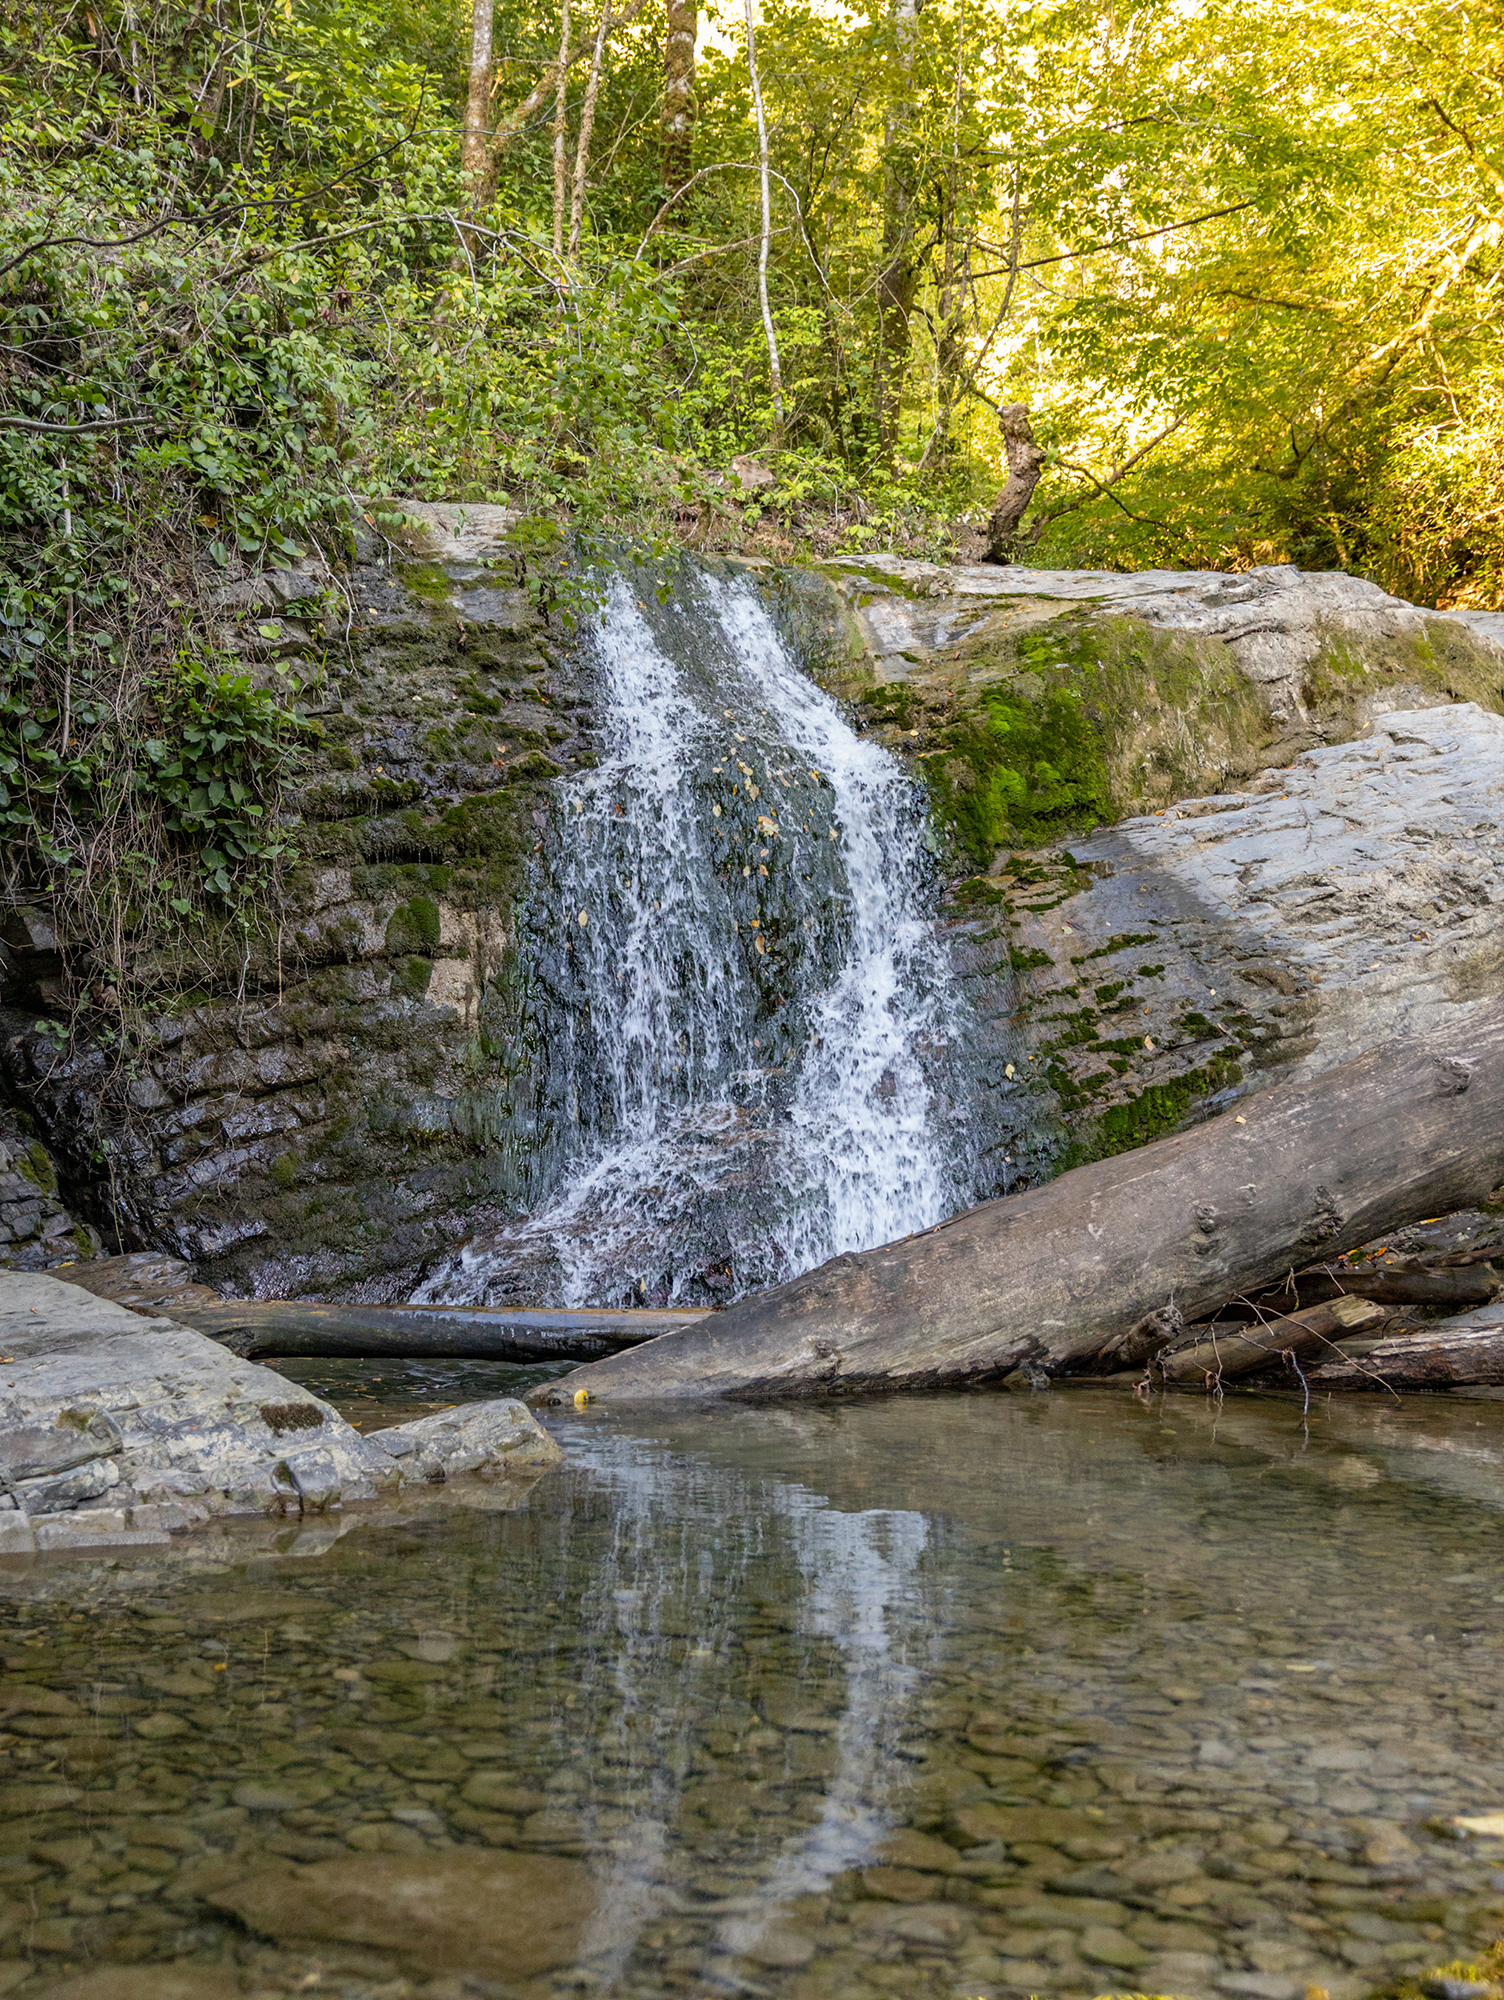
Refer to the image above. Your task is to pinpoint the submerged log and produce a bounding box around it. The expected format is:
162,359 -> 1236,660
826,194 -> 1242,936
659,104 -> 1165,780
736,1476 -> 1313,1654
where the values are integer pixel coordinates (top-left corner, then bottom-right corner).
1308,1321 -> 1504,1391
168,1299 -> 710,1364
532,1002 -> 1504,1405
1154,1295 -> 1386,1388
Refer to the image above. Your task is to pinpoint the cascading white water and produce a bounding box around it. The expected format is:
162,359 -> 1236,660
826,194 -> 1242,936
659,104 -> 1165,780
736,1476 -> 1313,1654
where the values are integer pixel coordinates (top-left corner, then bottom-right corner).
416,566 -> 973,1307
709,579 -> 959,1269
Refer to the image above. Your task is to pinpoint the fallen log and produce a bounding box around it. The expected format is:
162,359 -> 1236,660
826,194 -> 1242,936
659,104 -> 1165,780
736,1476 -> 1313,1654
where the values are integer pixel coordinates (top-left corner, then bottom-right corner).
1154,1295 -> 1386,1388
1245,1262 -> 1502,1314
531,1002 -> 1504,1405
163,1299 -> 710,1364
1309,1319 -> 1504,1391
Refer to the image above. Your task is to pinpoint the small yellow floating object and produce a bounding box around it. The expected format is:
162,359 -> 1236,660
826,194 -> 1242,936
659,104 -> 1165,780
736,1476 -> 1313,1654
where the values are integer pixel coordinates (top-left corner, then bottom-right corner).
578,910 -> 589,927
573,1388 -> 591,1409
1235,1115 -> 1246,1124
1004,1063 -> 1015,1079
1456,1813 -> 1504,1837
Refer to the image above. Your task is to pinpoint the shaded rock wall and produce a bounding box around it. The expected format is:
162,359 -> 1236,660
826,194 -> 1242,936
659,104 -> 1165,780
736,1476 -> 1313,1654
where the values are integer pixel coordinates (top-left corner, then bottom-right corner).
0,515 -> 598,1299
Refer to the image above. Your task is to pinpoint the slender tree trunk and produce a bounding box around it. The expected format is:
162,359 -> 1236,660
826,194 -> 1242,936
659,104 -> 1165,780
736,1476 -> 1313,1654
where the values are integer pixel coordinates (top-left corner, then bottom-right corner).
874,0 -> 918,463
931,5 -> 967,460
568,0 -> 612,257
986,403 -> 1047,559
552,0 -> 572,259
462,0 -> 496,208
663,0 -> 697,194
744,0 -> 785,442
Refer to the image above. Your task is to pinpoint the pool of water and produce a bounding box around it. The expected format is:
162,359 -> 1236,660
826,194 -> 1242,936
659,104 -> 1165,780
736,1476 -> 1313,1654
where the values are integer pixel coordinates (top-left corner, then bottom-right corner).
4,1385 -> 1504,2000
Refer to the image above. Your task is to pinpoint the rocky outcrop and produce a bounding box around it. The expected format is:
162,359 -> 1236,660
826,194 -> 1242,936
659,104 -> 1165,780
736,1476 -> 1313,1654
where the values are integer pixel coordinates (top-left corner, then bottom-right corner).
795,558 -> 1504,1179
0,1271 -> 560,1555
5,542 -> 1504,1298
0,508 -> 594,1300
976,703 -> 1504,1173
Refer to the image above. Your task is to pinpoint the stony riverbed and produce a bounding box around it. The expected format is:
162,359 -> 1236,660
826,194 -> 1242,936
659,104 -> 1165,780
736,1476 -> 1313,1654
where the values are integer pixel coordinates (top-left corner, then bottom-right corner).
3,1385 -> 1504,2000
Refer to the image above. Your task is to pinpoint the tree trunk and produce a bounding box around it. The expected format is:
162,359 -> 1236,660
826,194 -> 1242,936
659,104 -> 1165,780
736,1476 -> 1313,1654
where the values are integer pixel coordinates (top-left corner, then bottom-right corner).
744,0 -> 785,442
986,402 -> 1047,559
1154,1295 -> 1385,1388
552,0 -> 572,260
1246,1261 -> 1502,1312
461,0 -> 496,209
568,0 -> 612,258
663,0 -> 697,195
167,1300 -> 708,1365
873,0 -> 918,463
532,1002 -> 1504,1405
1310,1321 -> 1504,1391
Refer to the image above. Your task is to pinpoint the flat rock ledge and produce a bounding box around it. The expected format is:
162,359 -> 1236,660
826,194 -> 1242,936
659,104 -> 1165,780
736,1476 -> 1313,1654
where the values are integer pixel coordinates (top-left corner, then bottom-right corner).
0,1271 -> 561,1557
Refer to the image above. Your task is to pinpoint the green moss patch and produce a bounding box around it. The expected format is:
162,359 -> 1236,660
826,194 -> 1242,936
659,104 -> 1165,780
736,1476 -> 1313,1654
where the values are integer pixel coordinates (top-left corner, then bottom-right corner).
919,613 -> 1273,869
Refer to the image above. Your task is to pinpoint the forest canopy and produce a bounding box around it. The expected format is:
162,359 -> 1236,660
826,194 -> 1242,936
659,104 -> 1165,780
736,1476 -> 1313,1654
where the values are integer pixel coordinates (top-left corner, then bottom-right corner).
2,0 -> 1503,601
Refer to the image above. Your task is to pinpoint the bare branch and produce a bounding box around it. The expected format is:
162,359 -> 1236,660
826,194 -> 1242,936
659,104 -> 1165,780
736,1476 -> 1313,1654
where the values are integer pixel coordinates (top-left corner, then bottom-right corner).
1025,416 -> 1188,540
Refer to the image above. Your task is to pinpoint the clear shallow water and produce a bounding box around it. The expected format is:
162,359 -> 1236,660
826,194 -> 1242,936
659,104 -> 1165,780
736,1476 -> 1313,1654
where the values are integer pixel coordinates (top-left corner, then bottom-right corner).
4,1386 -> 1504,2000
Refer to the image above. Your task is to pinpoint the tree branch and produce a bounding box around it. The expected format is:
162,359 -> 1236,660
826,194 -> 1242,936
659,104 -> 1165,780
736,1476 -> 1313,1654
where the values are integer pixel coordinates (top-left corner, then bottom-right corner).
1024,416 -> 1187,541
967,199 -> 1259,282
0,413 -> 160,435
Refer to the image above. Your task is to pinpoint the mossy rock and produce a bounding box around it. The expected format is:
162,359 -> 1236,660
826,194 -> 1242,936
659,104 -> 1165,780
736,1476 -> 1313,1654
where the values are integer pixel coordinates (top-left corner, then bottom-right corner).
921,613 -> 1274,867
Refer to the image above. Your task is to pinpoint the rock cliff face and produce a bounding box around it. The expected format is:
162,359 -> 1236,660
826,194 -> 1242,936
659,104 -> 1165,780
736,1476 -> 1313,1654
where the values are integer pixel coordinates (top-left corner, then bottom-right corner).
811,558 -> 1504,1182
3,538 -> 1503,1298
0,509 -> 593,1298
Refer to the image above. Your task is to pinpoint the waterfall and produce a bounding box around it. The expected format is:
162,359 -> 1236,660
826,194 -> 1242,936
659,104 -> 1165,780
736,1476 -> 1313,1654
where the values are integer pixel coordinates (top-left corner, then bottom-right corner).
417,566 -> 974,1308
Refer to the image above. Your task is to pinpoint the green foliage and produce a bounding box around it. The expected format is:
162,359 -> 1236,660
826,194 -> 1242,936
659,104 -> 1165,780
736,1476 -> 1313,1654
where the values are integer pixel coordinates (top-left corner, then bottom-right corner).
140,659 -> 309,900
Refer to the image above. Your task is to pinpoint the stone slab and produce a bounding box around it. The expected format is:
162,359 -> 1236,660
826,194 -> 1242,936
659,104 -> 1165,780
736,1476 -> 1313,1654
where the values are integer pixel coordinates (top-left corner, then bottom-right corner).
0,1271 -> 561,1555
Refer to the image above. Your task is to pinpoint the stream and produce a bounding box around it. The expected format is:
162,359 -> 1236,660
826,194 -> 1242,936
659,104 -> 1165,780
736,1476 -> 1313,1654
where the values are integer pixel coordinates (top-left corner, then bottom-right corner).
4,1383 -> 1504,2000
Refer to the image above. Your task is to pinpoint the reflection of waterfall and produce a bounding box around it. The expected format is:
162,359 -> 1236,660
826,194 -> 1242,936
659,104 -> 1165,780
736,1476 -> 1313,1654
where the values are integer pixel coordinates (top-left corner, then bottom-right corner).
418,566 -> 973,1308
714,1504 -> 931,1968
549,1424 -> 935,1987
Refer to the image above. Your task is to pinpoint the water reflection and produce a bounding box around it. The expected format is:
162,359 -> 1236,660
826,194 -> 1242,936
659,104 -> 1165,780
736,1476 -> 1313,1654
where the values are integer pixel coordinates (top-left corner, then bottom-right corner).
2,1388 -> 1504,2000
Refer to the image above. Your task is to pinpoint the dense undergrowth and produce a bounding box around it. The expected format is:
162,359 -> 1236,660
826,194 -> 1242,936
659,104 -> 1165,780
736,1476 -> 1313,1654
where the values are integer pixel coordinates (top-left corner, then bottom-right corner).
5,0 -> 1504,980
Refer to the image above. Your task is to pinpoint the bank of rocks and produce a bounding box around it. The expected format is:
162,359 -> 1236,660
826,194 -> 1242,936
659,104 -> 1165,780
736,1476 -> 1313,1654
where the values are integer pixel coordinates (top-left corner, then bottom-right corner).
0,1270 -> 559,1557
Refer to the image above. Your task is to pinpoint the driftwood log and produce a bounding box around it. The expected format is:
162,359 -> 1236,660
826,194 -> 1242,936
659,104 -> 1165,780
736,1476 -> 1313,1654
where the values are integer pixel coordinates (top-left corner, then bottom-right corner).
1154,1295 -> 1385,1388
1309,1321 -> 1504,1391
534,1002 -> 1504,1405
1246,1262 -> 1501,1313
167,1300 -> 708,1363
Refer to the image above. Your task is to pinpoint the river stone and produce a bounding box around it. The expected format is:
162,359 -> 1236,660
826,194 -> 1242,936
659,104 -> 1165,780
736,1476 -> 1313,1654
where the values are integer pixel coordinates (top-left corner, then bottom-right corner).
1080,1923 -> 1152,1968
0,1270 -> 560,1545
208,1849 -> 594,1975
32,1974 -> 245,2000
876,1829 -> 966,1872
367,1397 -> 561,1479
952,1803 -> 1100,1846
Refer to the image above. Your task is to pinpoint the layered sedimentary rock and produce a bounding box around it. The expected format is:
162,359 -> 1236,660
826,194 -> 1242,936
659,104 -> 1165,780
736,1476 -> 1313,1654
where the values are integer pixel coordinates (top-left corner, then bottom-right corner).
4,541 -> 1504,1298
0,1271 -> 559,1555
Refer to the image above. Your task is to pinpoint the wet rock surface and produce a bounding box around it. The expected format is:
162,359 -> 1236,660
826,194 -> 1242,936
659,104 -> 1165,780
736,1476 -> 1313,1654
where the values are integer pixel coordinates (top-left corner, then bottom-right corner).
0,1389 -> 1500,1999
0,1110 -> 101,1275
0,512 -> 593,1302
0,1272 -> 560,1554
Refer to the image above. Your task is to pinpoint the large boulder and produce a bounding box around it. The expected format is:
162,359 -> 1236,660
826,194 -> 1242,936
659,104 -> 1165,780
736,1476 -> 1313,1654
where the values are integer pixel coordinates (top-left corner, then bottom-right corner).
0,1270 -> 560,1555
